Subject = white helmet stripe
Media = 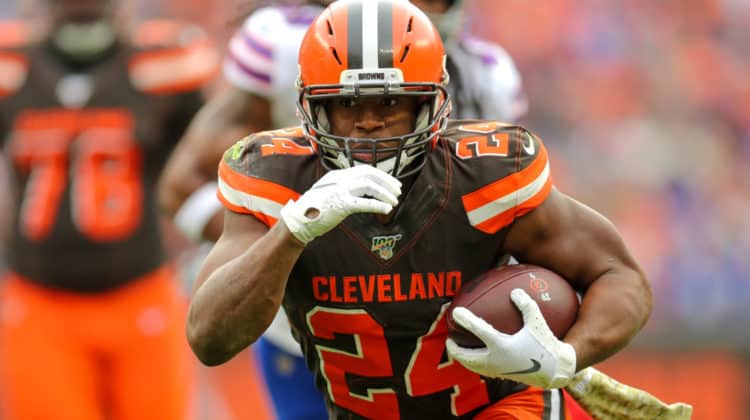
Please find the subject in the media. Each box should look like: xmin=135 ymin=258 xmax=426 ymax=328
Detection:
xmin=361 ymin=0 xmax=380 ymax=68
xmin=346 ymin=0 xmax=394 ymax=70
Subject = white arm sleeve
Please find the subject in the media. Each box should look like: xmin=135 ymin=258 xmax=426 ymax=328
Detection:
xmin=174 ymin=182 xmax=222 ymax=242
xmin=264 ymin=311 xmax=303 ymax=356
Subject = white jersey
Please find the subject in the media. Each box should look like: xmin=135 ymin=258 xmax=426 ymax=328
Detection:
xmin=223 ymin=5 xmax=324 ymax=128
xmin=445 ymin=35 xmax=527 ymax=122
xmin=223 ymin=8 xmax=526 ymax=355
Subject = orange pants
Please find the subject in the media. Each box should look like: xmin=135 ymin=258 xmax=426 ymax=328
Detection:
xmin=0 ymin=267 xmax=194 ymax=420
xmin=475 ymin=386 xmax=591 ymax=419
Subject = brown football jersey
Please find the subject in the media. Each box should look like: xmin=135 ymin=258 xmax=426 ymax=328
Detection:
xmin=0 ymin=22 xmax=217 ymax=292
xmin=218 ymin=121 xmax=552 ymax=419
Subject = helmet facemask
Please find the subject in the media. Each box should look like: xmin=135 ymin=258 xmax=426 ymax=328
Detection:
xmin=297 ymin=68 xmax=451 ymax=178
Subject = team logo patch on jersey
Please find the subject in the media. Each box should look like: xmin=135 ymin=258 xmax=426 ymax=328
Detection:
xmin=371 ymin=234 xmax=402 ymax=260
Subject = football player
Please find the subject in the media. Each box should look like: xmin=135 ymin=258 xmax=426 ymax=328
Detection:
xmin=159 ymin=2 xmax=336 ymax=418
xmin=0 ymin=1 xmax=217 ymax=419
xmin=186 ymin=1 xmax=653 ymax=419
xmin=157 ymin=0 xmax=527 ymax=419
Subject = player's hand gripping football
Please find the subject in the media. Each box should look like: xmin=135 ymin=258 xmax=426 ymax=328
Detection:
xmin=446 ymin=289 xmax=577 ymax=389
xmin=281 ymin=165 xmax=402 ymax=245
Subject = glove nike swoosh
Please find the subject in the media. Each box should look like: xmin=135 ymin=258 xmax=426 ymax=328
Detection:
xmin=501 ymin=358 xmax=541 ymax=375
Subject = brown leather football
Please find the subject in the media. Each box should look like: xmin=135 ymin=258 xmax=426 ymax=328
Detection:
xmin=447 ymin=264 xmax=579 ymax=348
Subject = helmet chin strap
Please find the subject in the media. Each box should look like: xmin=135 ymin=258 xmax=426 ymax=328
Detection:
xmin=51 ymin=21 xmax=117 ymax=64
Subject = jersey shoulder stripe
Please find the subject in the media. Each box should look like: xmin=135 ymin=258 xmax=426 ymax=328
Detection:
xmin=218 ymin=158 xmax=300 ymax=227
xmin=224 ymin=34 xmax=273 ymax=88
xmin=223 ymin=7 xmax=286 ymax=94
xmin=459 ymin=126 xmax=552 ymax=234
xmin=129 ymin=20 xmax=219 ymax=95
xmin=0 ymin=51 xmax=28 ymax=98
xmin=223 ymin=5 xmax=321 ymax=95
xmin=0 ymin=21 xmax=29 ymax=49
xmin=0 ymin=21 xmax=30 ymax=98
xmin=217 ymin=164 xmax=294 ymax=227
xmin=132 ymin=19 xmax=194 ymax=49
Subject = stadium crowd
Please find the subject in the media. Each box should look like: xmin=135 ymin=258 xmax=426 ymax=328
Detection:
xmin=469 ymin=0 xmax=750 ymax=345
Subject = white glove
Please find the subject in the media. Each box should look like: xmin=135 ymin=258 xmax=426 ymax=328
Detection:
xmin=280 ymin=165 xmax=401 ymax=244
xmin=446 ymin=288 xmax=576 ymax=389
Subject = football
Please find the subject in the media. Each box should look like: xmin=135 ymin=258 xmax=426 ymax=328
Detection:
xmin=447 ymin=264 xmax=579 ymax=348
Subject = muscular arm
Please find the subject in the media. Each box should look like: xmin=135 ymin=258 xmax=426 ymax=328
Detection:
xmin=186 ymin=164 xmax=402 ymax=366
xmin=158 ymin=85 xmax=272 ymax=241
xmin=504 ymin=188 xmax=652 ymax=371
xmin=186 ymin=210 xmax=304 ymax=366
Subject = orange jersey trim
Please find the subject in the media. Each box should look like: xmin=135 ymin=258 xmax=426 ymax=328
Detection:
xmin=0 ymin=21 xmax=29 ymax=49
xmin=462 ymin=145 xmax=552 ymax=234
xmin=217 ymin=160 xmax=300 ymax=227
xmin=218 ymin=160 xmax=300 ymax=204
xmin=216 ymin=191 xmax=278 ymax=227
xmin=132 ymin=20 xmax=188 ymax=49
xmin=128 ymin=41 xmax=219 ymax=94
xmin=474 ymin=387 xmax=571 ymax=419
xmin=216 ymin=191 xmax=252 ymax=215
xmin=474 ymin=179 xmax=552 ymax=234
xmin=0 ymin=52 xmax=28 ymax=98
xmin=462 ymin=145 xmax=549 ymax=212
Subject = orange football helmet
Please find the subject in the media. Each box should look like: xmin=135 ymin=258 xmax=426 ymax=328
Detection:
xmin=296 ymin=0 xmax=451 ymax=178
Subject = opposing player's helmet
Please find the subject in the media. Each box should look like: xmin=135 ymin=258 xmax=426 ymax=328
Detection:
xmin=297 ymin=0 xmax=451 ymax=178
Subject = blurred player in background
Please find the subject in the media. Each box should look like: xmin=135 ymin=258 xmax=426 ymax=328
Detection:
xmin=158 ymin=0 xmax=527 ymax=419
xmin=0 ymin=0 xmax=218 ymax=419
xmin=416 ymin=0 xmax=526 ymax=121
xmin=186 ymin=0 xmax=653 ymax=418
xmin=160 ymin=3 xmax=339 ymax=418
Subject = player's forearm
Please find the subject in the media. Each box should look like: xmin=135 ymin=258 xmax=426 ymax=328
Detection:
xmin=159 ymin=92 xmax=251 ymax=223
xmin=202 ymin=210 xmax=224 ymax=242
xmin=186 ymin=222 xmax=305 ymax=366
xmin=157 ymin=152 xmax=208 ymax=220
xmin=157 ymin=172 xmax=187 ymax=218
xmin=564 ymin=267 xmax=652 ymax=370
